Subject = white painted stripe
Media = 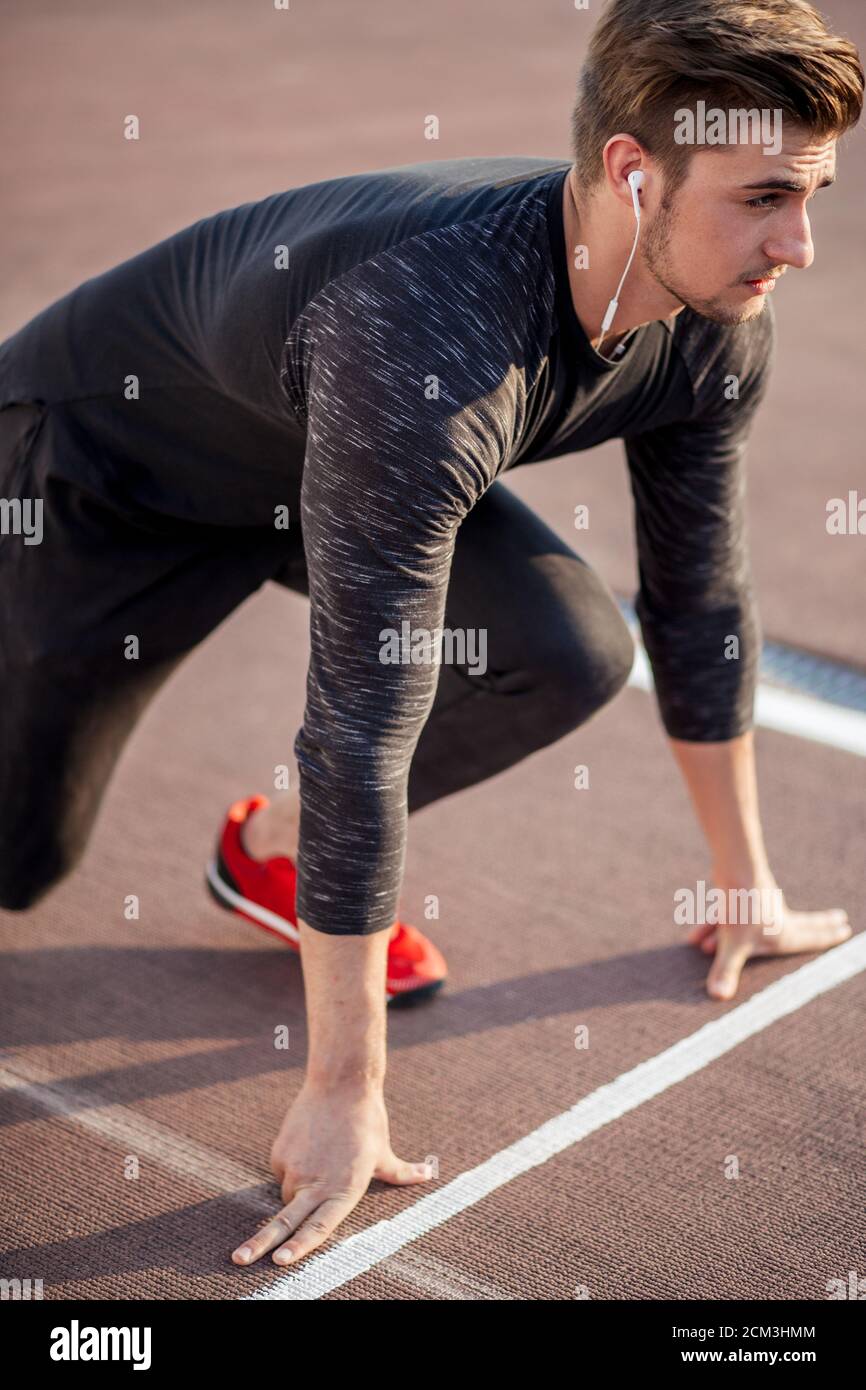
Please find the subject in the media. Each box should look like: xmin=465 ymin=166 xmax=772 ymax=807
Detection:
xmin=759 ymin=646 xmax=866 ymax=713
xmin=379 ymin=1248 xmax=517 ymax=1300
xmin=617 ymin=595 xmax=866 ymax=713
xmin=626 ymin=644 xmax=653 ymax=692
xmin=0 ymin=1055 xmax=274 ymax=1217
xmin=0 ymin=1055 xmax=484 ymax=1300
xmin=753 ymin=684 xmax=866 ymax=757
xmin=243 ymin=931 xmax=866 ymax=1300
xmin=625 ymin=645 xmax=866 ymax=757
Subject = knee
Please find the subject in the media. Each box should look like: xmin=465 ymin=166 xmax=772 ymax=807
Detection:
xmin=0 ymin=878 xmax=50 ymax=912
xmin=0 ymin=845 xmax=66 ymax=913
xmin=536 ymin=606 xmax=635 ymax=727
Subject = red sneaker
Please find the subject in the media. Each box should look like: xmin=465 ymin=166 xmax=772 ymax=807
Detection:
xmin=205 ymin=795 xmax=447 ymax=1005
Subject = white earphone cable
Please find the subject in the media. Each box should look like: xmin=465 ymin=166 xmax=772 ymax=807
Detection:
xmin=596 ymin=210 xmax=641 ymax=355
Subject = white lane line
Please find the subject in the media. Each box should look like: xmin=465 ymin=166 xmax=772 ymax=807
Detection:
xmin=753 ymin=685 xmax=866 ymax=757
xmin=379 ymin=1249 xmax=517 ymax=1301
xmin=758 ymin=644 xmax=866 ymax=713
xmin=626 ymin=646 xmax=866 ymax=757
xmin=0 ymin=1055 xmax=273 ymax=1217
xmin=0 ymin=1054 xmax=484 ymax=1300
xmin=617 ymin=596 xmax=866 ymax=713
xmin=243 ymin=931 xmax=866 ymax=1300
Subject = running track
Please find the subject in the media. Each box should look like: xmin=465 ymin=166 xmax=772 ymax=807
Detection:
xmin=1 ymin=0 xmax=863 ymax=1301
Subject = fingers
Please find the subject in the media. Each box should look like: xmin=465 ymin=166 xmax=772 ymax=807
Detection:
xmin=786 ymin=906 xmax=849 ymax=934
xmin=374 ymin=1155 xmax=434 ymax=1184
xmin=232 ymin=1191 xmax=320 ymax=1267
xmin=687 ymin=925 xmax=720 ymax=953
xmin=755 ymin=907 xmax=852 ymax=957
xmin=686 ymin=922 xmax=716 ymax=947
xmin=271 ymin=1194 xmax=360 ymax=1265
xmin=700 ymin=905 xmax=853 ymax=998
xmin=232 ymin=1151 xmax=435 ymax=1270
xmin=705 ymin=930 xmax=753 ymax=1001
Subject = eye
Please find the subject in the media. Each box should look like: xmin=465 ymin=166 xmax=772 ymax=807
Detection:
xmin=747 ymin=194 xmax=780 ymax=209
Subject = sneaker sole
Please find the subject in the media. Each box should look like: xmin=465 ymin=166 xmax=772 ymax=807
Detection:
xmin=205 ymin=854 xmax=443 ymax=1006
xmin=206 ymin=852 xmax=301 ymax=946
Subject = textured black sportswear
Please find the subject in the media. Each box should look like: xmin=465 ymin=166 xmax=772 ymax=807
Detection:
xmin=0 ymin=156 xmax=775 ymax=933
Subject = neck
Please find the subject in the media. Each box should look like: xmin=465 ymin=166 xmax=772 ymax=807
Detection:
xmin=561 ymin=167 xmax=683 ymax=354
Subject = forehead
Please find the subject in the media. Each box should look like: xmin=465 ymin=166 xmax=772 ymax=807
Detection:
xmin=689 ymin=130 xmax=838 ymax=187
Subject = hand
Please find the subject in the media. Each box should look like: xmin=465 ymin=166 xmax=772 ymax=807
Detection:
xmin=686 ymin=873 xmax=851 ymax=1002
xmin=231 ymin=1081 xmax=434 ymax=1269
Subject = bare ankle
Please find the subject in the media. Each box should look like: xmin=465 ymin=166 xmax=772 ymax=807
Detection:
xmin=242 ymin=793 xmax=300 ymax=862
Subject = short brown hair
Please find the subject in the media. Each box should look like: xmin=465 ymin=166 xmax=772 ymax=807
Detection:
xmin=570 ymin=0 xmax=863 ymax=199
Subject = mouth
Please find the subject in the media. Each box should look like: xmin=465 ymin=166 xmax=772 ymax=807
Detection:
xmin=742 ymin=275 xmax=780 ymax=295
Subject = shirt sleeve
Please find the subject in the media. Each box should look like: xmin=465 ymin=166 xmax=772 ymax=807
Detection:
xmin=623 ymin=301 xmax=776 ymax=741
xmin=287 ymin=265 xmax=518 ymax=935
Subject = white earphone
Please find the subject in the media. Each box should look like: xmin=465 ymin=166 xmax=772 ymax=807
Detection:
xmin=628 ymin=169 xmax=644 ymax=219
xmin=597 ymin=170 xmax=645 ymax=350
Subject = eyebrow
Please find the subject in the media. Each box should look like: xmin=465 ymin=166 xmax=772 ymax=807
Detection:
xmin=739 ymin=175 xmax=836 ymax=193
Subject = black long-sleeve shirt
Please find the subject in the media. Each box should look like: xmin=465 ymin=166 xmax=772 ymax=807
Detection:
xmin=0 ymin=156 xmax=775 ymax=933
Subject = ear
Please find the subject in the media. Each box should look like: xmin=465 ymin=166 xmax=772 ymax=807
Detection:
xmin=602 ymin=134 xmax=649 ymax=210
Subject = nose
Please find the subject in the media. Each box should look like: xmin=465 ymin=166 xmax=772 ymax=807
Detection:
xmin=765 ymin=207 xmax=814 ymax=272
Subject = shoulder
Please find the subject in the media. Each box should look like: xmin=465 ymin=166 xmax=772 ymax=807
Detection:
xmin=291 ymin=196 xmax=555 ymax=412
xmin=285 ymin=199 xmax=557 ymax=496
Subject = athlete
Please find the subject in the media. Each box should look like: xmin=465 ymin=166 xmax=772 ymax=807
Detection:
xmin=0 ymin=0 xmax=861 ymax=1270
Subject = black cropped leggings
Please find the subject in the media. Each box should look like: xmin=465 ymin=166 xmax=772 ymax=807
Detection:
xmin=0 ymin=401 xmax=634 ymax=910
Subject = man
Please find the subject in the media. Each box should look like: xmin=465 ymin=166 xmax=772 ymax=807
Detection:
xmin=0 ymin=0 xmax=861 ymax=1270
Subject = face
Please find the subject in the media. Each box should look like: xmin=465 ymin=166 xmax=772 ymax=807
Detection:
xmin=640 ymin=127 xmax=837 ymax=326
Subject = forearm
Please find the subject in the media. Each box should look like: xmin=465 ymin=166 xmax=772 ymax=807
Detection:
xmin=299 ymin=918 xmax=390 ymax=1092
xmin=667 ymin=729 xmax=773 ymax=884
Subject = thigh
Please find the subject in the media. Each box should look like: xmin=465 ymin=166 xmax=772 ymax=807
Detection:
xmin=266 ymin=472 xmax=627 ymax=652
xmin=0 ymin=402 xmax=292 ymax=906
xmin=442 ymin=478 xmax=629 ymax=678
xmin=268 ymin=544 xmax=310 ymax=597
xmin=405 ymin=480 xmax=635 ymax=814
xmin=0 ymin=402 xmax=294 ymax=660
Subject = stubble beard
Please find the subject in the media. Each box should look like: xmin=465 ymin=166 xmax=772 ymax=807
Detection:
xmin=641 ymin=191 xmax=763 ymax=328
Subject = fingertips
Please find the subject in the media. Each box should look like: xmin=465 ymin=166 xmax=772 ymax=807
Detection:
xmin=706 ymin=946 xmax=749 ymax=1000
xmin=377 ymin=1157 xmax=434 ymax=1184
xmin=686 ymin=923 xmax=713 ymax=945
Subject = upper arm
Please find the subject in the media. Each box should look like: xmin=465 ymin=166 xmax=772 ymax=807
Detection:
xmin=620 ymin=306 xmax=775 ymax=740
xmin=624 ymin=303 xmax=776 ymax=616
xmin=288 ymin=273 xmax=516 ymax=932
xmin=296 ymin=288 xmax=509 ymax=764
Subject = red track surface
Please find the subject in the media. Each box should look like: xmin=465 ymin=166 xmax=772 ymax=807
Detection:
xmin=1 ymin=0 xmax=864 ymax=1301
